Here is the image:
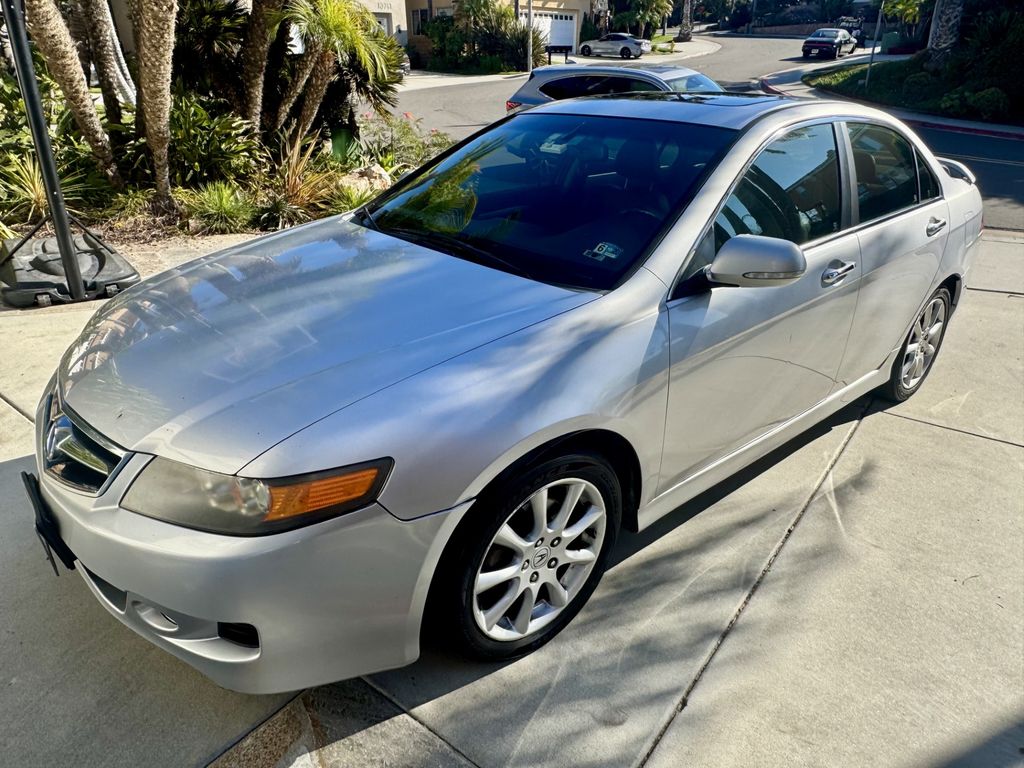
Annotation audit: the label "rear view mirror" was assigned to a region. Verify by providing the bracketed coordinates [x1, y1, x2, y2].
[708, 235, 806, 288]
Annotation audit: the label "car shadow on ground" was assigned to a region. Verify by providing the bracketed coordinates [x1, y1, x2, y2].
[294, 400, 872, 765]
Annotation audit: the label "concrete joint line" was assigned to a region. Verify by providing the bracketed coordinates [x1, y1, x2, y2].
[635, 401, 871, 768]
[0, 390, 33, 423]
[880, 410, 1024, 449]
[965, 286, 1024, 298]
[359, 675, 484, 768]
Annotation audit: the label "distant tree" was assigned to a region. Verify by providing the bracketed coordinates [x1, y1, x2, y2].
[675, 0, 693, 40]
[924, 0, 963, 68]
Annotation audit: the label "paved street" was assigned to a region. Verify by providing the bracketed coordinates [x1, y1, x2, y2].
[0, 229, 1021, 767]
[395, 34, 1023, 231]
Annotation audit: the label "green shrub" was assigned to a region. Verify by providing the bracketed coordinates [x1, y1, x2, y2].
[966, 87, 1009, 120]
[181, 181, 255, 233]
[328, 184, 377, 214]
[902, 71, 936, 101]
[349, 112, 453, 171]
[121, 95, 266, 188]
[423, 0, 545, 72]
[0, 154, 92, 223]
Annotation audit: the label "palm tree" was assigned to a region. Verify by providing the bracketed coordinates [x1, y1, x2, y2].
[239, 0, 285, 126]
[24, 0, 121, 185]
[924, 0, 964, 70]
[134, 0, 178, 208]
[276, 0, 393, 139]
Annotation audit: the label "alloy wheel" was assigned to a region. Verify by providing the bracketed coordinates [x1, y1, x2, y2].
[471, 478, 607, 642]
[901, 296, 946, 389]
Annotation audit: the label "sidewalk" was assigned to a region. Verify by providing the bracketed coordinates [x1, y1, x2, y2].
[398, 38, 721, 93]
[1, 231, 1021, 767]
[760, 58, 1024, 140]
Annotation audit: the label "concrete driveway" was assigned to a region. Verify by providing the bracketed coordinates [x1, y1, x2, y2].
[1, 232, 1021, 767]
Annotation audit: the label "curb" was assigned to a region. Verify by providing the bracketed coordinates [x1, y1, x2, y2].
[759, 71, 1024, 142]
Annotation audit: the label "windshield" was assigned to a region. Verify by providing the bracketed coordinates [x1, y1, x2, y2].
[811, 30, 840, 38]
[666, 73, 723, 93]
[363, 113, 736, 290]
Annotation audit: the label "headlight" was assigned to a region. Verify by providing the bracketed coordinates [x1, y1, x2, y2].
[122, 457, 393, 535]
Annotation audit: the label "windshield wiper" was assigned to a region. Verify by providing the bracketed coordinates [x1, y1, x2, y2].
[383, 226, 534, 282]
[355, 206, 379, 231]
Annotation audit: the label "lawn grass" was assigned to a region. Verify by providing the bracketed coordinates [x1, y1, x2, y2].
[804, 57, 1020, 125]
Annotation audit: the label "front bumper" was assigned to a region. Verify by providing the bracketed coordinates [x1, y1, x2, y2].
[33, 418, 468, 694]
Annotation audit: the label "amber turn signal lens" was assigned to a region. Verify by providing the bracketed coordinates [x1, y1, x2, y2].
[265, 468, 380, 521]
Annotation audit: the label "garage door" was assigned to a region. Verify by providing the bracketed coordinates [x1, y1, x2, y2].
[519, 11, 576, 51]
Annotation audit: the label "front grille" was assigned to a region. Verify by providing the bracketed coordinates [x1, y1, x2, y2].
[42, 390, 124, 494]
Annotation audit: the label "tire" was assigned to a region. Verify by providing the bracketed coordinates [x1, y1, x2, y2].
[620, 47, 632, 59]
[880, 287, 951, 403]
[581, 45, 591, 56]
[437, 453, 622, 661]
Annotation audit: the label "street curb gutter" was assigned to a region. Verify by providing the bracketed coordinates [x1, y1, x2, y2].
[759, 74, 1024, 142]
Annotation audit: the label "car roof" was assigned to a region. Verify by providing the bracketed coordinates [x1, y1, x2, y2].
[812, 28, 843, 33]
[528, 92, 790, 130]
[523, 91, 891, 132]
[529, 64, 704, 81]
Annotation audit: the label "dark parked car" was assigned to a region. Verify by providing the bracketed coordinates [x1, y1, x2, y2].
[802, 28, 857, 58]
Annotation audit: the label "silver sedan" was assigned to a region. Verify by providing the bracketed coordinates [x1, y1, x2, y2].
[27, 93, 982, 693]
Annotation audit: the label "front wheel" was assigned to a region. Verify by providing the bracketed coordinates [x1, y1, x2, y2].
[880, 286, 951, 402]
[580, 45, 591, 56]
[620, 47, 633, 59]
[439, 454, 621, 660]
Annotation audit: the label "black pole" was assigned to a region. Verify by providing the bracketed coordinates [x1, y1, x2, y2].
[1, 0, 86, 300]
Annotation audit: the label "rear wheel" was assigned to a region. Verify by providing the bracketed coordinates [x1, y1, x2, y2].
[581, 45, 591, 56]
[620, 47, 632, 59]
[439, 454, 621, 660]
[880, 287, 951, 402]
[802, 51, 810, 58]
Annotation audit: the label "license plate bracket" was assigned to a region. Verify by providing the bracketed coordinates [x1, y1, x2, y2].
[22, 471, 77, 575]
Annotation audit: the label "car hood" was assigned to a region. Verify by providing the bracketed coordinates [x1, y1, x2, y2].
[58, 217, 595, 474]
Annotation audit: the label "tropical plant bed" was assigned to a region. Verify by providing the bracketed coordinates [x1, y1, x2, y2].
[804, 56, 1021, 126]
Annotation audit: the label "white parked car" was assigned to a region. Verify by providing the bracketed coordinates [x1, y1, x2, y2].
[579, 32, 652, 59]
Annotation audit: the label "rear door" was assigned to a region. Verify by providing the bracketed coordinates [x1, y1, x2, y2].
[661, 121, 861, 490]
[834, 121, 950, 386]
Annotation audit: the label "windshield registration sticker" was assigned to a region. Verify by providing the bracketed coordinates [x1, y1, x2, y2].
[584, 242, 624, 262]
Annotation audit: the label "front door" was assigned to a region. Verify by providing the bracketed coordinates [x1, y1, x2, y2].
[661, 122, 861, 492]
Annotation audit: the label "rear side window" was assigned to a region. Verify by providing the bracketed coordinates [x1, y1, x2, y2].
[846, 123, 919, 222]
[539, 77, 591, 100]
[540, 75, 657, 100]
[917, 150, 941, 201]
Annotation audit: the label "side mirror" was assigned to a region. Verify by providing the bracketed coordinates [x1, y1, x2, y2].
[707, 234, 806, 288]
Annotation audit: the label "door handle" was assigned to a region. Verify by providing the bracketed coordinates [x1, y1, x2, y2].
[822, 261, 856, 285]
[926, 217, 947, 236]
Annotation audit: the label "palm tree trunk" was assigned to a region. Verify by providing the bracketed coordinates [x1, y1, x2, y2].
[675, 0, 693, 42]
[80, 0, 125, 126]
[240, 0, 284, 127]
[24, 0, 121, 186]
[135, 0, 177, 208]
[293, 49, 335, 141]
[64, 1, 92, 79]
[924, 0, 963, 71]
[273, 41, 321, 132]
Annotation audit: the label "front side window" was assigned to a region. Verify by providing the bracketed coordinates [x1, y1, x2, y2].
[363, 114, 737, 290]
[846, 122, 919, 222]
[683, 123, 842, 280]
